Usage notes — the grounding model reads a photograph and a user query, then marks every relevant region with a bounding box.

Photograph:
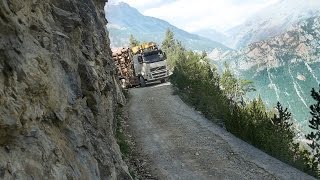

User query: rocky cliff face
[0,0,131,179]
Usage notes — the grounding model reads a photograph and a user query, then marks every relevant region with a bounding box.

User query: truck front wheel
[139,76,146,87]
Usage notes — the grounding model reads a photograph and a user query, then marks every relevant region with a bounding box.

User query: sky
[109,0,280,33]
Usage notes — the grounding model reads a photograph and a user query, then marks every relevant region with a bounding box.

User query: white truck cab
[133,49,169,86]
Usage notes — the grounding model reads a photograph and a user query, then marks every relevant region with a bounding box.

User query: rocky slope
[0,0,131,179]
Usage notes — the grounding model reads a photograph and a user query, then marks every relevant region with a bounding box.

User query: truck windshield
[143,54,162,63]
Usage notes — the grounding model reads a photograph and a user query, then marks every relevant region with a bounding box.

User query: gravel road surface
[127,82,314,180]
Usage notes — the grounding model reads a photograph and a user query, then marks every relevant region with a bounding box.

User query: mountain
[105,2,229,51]
[193,28,228,46]
[225,0,320,49]
[211,16,320,131]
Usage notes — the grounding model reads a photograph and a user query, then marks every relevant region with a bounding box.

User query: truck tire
[139,76,146,87]
[160,78,167,83]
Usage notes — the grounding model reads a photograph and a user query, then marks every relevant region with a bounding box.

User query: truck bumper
[145,70,169,83]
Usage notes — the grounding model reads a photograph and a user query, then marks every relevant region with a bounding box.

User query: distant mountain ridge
[106,2,230,51]
[225,0,320,49]
[210,16,320,130]
[214,16,320,72]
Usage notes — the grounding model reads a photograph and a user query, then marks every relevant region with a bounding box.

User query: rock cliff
[0,0,131,179]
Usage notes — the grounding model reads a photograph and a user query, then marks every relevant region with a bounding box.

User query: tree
[220,63,255,106]
[129,34,140,47]
[161,29,175,51]
[238,79,255,105]
[255,95,266,112]
[272,102,292,129]
[201,50,207,59]
[220,66,237,98]
[161,29,185,69]
[306,86,320,177]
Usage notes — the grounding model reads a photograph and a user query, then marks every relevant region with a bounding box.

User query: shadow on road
[137,81,171,88]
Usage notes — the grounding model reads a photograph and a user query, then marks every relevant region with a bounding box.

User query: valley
[210,16,320,132]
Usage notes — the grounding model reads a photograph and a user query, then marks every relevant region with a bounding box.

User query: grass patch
[115,107,130,158]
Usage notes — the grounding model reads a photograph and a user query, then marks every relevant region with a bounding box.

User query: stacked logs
[112,47,135,85]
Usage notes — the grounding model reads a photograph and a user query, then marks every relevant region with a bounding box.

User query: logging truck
[112,42,169,88]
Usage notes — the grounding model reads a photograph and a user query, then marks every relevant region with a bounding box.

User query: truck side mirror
[138,56,143,64]
[163,52,167,60]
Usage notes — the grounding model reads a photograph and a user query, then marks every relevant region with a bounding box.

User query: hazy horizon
[108,0,280,33]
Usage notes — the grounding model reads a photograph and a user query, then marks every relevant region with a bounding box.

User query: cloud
[111,0,280,32]
[109,0,174,11]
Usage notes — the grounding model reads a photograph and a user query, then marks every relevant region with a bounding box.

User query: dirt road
[127,82,314,180]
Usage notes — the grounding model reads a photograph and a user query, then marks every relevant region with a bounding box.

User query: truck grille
[150,66,166,72]
[151,71,167,79]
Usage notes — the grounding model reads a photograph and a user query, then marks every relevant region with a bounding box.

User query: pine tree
[201,50,207,59]
[161,29,175,51]
[272,102,292,129]
[220,64,255,105]
[161,29,185,69]
[129,34,140,47]
[220,65,237,100]
[306,86,320,177]
[256,95,266,112]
